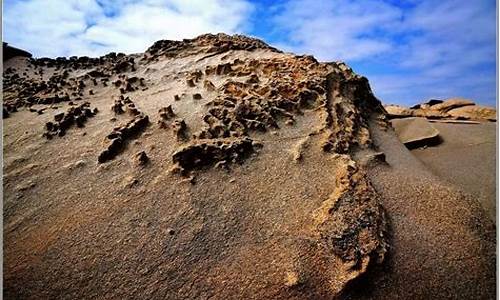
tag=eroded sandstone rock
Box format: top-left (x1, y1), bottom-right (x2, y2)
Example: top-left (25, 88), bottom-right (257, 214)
top-left (384, 97), bottom-right (495, 122)
top-left (43, 102), bottom-right (97, 138)
top-left (98, 114), bottom-right (149, 163)
top-left (3, 33), bottom-right (399, 300)
top-left (172, 137), bottom-right (255, 175)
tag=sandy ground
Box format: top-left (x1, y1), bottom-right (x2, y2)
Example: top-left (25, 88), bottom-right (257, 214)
top-left (346, 120), bottom-right (496, 299)
top-left (411, 122), bottom-right (496, 222)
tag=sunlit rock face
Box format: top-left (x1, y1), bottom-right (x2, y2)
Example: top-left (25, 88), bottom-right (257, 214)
top-left (3, 33), bottom-right (494, 300)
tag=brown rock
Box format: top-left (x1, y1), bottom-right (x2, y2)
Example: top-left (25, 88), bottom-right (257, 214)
top-left (384, 105), bottom-right (413, 118)
top-left (203, 79), bottom-right (216, 91)
top-left (447, 105), bottom-right (496, 121)
top-left (3, 34), bottom-right (494, 300)
top-left (135, 151), bottom-right (149, 166)
top-left (429, 97), bottom-right (475, 112)
top-left (159, 105), bottom-right (175, 120)
top-left (172, 118), bottom-right (188, 141)
top-left (411, 108), bottom-right (449, 119)
top-left (390, 117), bottom-right (441, 148)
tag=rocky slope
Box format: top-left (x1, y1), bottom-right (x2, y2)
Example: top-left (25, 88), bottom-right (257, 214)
top-left (3, 34), bottom-right (495, 299)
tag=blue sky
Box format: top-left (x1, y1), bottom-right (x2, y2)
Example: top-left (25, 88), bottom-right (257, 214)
top-left (3, 0), bottom-right (497, 107)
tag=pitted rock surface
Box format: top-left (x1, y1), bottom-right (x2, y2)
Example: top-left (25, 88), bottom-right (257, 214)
top-left (4, 33), bottom-right (493, 300)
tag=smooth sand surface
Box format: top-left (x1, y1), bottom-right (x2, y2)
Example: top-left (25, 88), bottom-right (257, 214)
top-left (344, 121), bottom-right (496, 299)
top-left (411, 122), bottom-right (496, 222)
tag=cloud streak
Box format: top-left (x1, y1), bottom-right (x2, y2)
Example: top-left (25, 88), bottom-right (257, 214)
top-left (271, 0), bottom-right (402, 61)
top-left (269, 0), bottom-right (496, 106)
top-left (4, 0), bottom-right (253, 57)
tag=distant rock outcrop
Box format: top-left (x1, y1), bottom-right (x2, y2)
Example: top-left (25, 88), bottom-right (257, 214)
top-left (385, 98), bottom-right (496, 121)
top-left (447, 104), bottom-right (496, 121)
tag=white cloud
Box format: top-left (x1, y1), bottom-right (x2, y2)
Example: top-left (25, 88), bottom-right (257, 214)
top-left (4, 0), bottom-right (496, 106)
top-left (4, 0), bottom-right (102, 57)
top-left (371, 71), bottom-right (496, 107)
top-left (82, 0), bottom-right (252, 54)
top-left (272, 0), bottom-right (402, 61)
top-left (270, 0), bottom-right (496, 106)
top-left (398, 1), bottom-right (495, 70)
top-left (4, 0), bottom-right (254, 57)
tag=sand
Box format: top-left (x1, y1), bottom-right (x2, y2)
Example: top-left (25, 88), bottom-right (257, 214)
top-left (346, 121), bottom-right (496, 299)
top-left (411, 122), bottom-right (496, 223)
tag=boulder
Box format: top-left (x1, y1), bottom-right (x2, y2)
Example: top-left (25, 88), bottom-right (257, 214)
top-left (385, 97), bottom-right (496, 122)
top-left (410, 99), bottom-right (443, 109)
top-left (390, 117), bottom-right (441, 149)
top-left (411, 108), bottom-right (449, 119)
top-left (429, 97), bottom-right (475, 112)
top-left (448, 105), bottom-right (496, 121)
top-left (3, 42), bottom-right (32, 61)
top-left (384, 105), bottom-right (413, 118)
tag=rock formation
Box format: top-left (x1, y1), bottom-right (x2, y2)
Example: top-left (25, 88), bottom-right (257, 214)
top-left (3, 42), bottom-right (32, 61)
top-left (390, 117), bottom-right (441, 149)
top-left (385, 97), bottom-right (496, 121)
top-left (3, 33), bottom-right (495, 299)
top-left (386, 97), bottom-right (496, 149)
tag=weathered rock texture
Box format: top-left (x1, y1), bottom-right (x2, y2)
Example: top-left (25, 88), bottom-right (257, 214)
top-left (3, 33), bottom-right (495, 299)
